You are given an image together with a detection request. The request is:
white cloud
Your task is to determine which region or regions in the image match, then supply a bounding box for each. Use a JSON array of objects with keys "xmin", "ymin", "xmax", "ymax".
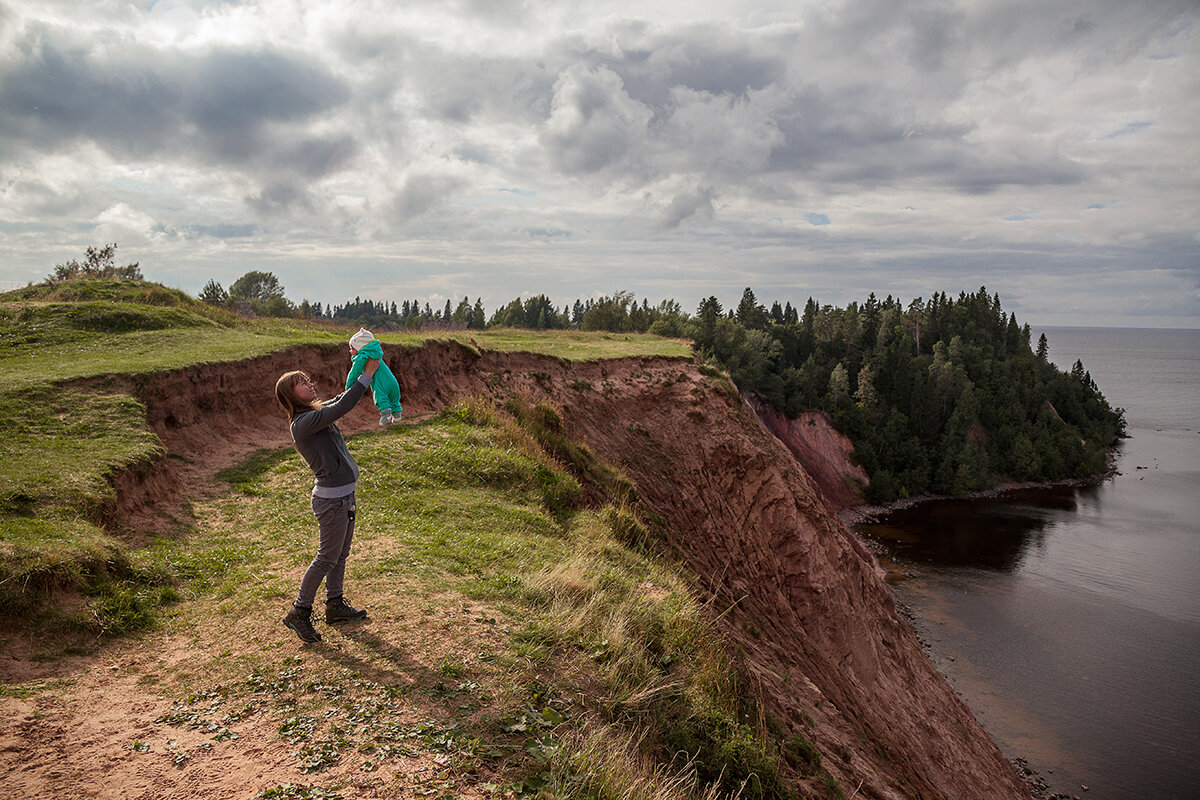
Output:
[
  {"xmin": 95, "ymin": 202, "xmax": 158, "ymax": 240},
  {"xmin": 0, "ymin": 0, "xmax": 1196, "ymax": 326},
  {"xmin": 541, "ymin": 63, "xmax": 653, "ymax": 176}
]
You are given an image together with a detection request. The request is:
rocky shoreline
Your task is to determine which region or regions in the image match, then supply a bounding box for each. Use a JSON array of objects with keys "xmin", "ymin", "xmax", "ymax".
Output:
[
  {"xmin": 1013, "ymin": 757, "xmax": 1094, "ymax": 800},
  {"xmin": 838, "ymin": 451, "xmax": 1121, "ymax": 528}
]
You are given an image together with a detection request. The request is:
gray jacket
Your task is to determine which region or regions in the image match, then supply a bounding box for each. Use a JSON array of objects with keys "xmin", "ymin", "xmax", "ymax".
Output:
[{"xmin": 291, "ymin": 374, "xmax": 370, "ymax": 495}]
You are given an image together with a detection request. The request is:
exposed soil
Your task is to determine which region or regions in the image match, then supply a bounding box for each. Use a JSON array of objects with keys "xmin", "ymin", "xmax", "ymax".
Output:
[
  {"xmin": 1, "ymin": 340, "xmax": 1032, "ymax": 799},
  {"xmin": 743, "ymin": 395, "xmax": 868, "ymax": 511}
]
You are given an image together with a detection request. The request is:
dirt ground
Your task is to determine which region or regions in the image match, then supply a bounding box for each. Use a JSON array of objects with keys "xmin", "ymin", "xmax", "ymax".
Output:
[{"xmin": 0, "ymin": 469, "xmax": 525, "ymax": 800}]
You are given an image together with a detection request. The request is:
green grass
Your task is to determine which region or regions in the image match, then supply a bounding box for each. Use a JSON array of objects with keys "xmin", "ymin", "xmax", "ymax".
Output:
[
  {"xmin": 0, "ymin": 515, "xmax": 175, "ymax": 632},
  {"xmin": 0, "ymin": 302, "xmax": 342, "ymax": 392},
  {"xmin": 0, "ymin": 306, "xmax": 688, "ymax": 396},
  {"xmin": 2, "ymin": 277, "xmax": 204, "ymax": 307},
  {"xmin": 0, "ymin": 385, "xmax": 162, "ymax": 519}
]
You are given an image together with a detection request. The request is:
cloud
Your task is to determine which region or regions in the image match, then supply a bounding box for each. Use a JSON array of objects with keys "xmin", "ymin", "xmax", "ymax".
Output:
[
  {"xmin": 184, "ymin": 223, "xmax": 260, "ymax": 240},
  {"xmin": 1102, "ymin": 120, "xmax": 1154, "ymax": 139},
  {"xmin": 275, "ymin": 136, "xmax": 360, "ymax": 179},
  {"xmin": 0, "ymin": 22, "xmax": 352, "ymax": 174},
  {"xmin": 390, "ymin": 172, "xmax": 469, "ymax": 220},
  {"xmin": 577, "ymin": 20, "xmax": 789, "ymax": 108},
  {"xmin": 246, "ymin": 181, "xmax": 316, "ymax": 217},
  {"xmin": 660, "ymin": 186, "xmax": 715, "ymax": 230},
  {"xmin": 540, "ymin": 63, "xmax": 653, "ymax": 176},
  {"xmin": 660, "ymin": 85, "xmax": 784, "ymax": 177},
  {"xmin": 95, "ymin": 202, "xmax": 156, "ymax": 240},
  {"xmin": 524, "ymin": 226, "xmax": 570, "ymax": 240}
]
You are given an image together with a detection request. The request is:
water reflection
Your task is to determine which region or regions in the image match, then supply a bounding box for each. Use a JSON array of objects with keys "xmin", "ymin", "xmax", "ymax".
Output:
[{"xmin": 859, "ymin": 484, "xmax": 1100, "ymax": 572}]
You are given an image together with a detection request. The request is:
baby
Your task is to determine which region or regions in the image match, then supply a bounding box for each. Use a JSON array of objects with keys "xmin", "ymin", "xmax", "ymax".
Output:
[{"xmin": 347, "ymin": 328, "xmax": 403, "ymax": 425}]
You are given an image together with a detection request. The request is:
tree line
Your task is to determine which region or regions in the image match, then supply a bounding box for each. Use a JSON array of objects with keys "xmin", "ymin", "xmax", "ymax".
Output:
[
  {"xmin": 198, "ymin": 274, "xmax": 692, "ymax": 334},
  {"xmin": 56, "ymin": 254, "xmax": 1123, "ymax": 503}
]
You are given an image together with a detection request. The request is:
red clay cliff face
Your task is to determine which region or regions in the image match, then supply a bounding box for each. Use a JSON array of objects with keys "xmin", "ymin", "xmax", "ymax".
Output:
[
  {"xmin": 97, "ymin": 341, "xmax": 1029, "ymax": 800},
  {"xmin": 744, "ymin": 395, "xmax": 868, "ymax": 510}
]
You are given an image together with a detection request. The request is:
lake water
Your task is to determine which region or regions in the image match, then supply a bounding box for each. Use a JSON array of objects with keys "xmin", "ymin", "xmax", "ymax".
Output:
[{"xmin": 855, "ymin": 327, "xmax": 1200, "ymax": 800}]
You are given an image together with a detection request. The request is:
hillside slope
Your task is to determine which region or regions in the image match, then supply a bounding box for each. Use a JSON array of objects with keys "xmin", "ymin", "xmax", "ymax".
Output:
[{"xmin": 87, "ymin": 339, "xmax": 1029, "ymax": 799}]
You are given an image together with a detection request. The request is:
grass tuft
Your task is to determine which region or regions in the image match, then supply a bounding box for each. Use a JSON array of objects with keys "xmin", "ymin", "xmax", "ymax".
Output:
[
  {"xmin": 545, "ymin": 724, "xmax": 729, "ymax": 800},
  {"xmin": 504, "ymin": 397, "xmax": 639, "ymax": 506}
]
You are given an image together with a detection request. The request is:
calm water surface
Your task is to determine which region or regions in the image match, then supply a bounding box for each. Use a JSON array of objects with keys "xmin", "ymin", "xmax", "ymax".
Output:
[{"xmin": 856, "ymin": 327, "xmax": 1200, "ymax": 800}]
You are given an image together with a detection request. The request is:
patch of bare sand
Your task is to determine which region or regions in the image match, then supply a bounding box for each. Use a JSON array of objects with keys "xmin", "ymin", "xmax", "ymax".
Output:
[{"xmin": 0, "ymin": 565, "xmax": 528, "ymax": 799}]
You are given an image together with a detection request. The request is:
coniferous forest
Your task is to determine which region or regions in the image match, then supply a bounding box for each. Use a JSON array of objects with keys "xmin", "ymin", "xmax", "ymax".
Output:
[
  {"xmin": 195, "ymin": 264, "xmax": 1126, "ymax": 504},
  {"xmin": 690, "ymin": 287, "xmax": 1126, "ymax": 503}
]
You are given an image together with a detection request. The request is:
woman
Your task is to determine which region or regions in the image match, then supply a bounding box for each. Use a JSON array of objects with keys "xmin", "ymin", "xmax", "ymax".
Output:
[{"xmin": 273, "ymin": 357, "xmax": 379, "ymax": 643}]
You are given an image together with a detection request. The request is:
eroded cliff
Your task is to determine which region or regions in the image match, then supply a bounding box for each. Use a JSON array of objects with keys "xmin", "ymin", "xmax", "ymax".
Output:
[{"xmin": 105, "ymin": 340, "xmax": 1030, "ymax": 799}]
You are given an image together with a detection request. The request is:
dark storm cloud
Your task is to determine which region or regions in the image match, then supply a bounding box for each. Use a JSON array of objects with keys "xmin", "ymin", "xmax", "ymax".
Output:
[
  {"xmin": 182, "ymin": 49, "xmax": 350, "ymax": 161},
  {"xmin": 950, "ymin": 156, "xmax": 1088, "ymax": 195},
  {"xmin": 0, "ymin": 24, "xmax": 352, "ymax": 174},
  {"xmin": 274, "ymin": 136, "xmax": 360, "ymax": 179}
]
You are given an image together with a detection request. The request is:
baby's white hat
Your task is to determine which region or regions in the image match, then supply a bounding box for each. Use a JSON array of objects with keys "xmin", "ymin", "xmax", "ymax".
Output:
[{"xmin": 349, "ymin": 327, "xmax": 375, "ymax": 350}]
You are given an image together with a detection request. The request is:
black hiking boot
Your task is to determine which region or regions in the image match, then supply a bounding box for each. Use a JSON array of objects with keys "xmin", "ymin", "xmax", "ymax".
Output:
[
  {"xmin": 325, "ymin": 595, "xmax": 368, "ymax": 622},
  {"xmin": 283, "ymin": 605, "xmax": 322, "ymax": 643}
]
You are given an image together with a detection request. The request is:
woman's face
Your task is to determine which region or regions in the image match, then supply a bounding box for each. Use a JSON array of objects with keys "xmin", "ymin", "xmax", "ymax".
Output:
[{"xmin": 293, "ymin": 374, "xmax": 318, "ymax": 404}]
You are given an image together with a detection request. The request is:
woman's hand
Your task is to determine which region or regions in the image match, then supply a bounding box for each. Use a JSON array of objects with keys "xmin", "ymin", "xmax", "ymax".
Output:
[{"xmin": 364, "ymin": 357, "xmax": 381, "ymax": 376}]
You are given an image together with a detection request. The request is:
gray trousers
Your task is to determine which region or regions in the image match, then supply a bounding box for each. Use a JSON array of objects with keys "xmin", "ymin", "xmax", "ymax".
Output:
[{"xmin": 295, "ymin": 492, "xmax": 356, "ymax": 608}]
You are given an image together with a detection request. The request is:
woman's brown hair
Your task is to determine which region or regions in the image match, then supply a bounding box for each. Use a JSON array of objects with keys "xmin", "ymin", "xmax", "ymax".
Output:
[{"xmin": 275, "ymin": 370, "xmax": 321, "ymax": 421}]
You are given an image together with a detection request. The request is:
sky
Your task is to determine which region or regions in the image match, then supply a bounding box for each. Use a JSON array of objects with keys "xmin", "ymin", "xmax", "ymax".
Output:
[{"xmin": 1, "ymin": 0, "xmax": 1197, "ymax": 327}]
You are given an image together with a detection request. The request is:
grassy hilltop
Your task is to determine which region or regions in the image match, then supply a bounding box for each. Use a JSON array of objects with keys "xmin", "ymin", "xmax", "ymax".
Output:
[{"xmin": 0, "ymin": 281, "xmax": 825, "ymax": 800}]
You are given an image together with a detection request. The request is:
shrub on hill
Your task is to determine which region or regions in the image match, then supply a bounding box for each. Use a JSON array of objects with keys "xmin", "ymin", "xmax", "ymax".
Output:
[{"xmin": 48, "ymin": 243, "xmax": 143, "ymax": 282}]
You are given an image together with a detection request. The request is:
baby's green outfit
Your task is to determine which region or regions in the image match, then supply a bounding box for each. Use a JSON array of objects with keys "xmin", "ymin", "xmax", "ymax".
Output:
[{"xmin": 346, "ymin": 330, "xmax": 402, "ymax": 425}]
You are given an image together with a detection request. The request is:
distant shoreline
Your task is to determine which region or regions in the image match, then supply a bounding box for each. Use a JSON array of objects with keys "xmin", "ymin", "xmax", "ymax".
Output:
[{"xmin": 839, "ymin": 450, "xmax": 1121, "ymax": 527}]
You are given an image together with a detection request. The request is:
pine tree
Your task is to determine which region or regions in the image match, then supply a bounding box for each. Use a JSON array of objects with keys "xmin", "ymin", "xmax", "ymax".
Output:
[{"xmin": 199, "ymin": 279, "xmax": 227, "ymax": 305}]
